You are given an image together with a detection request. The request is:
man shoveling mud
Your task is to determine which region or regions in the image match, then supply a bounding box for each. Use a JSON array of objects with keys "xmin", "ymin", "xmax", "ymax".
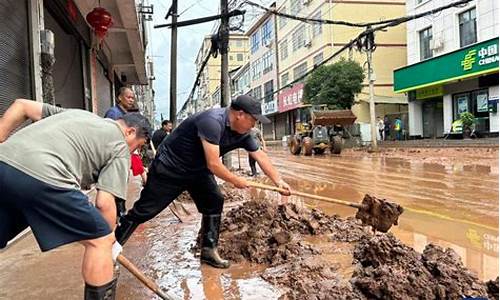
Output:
[
  {"xmin": 0, "ymin": 99, "xmax": 152, "ymax": 299},
  {"xmin": 116, "ymin": 95, "xmax": 291, "ymax": 268}
]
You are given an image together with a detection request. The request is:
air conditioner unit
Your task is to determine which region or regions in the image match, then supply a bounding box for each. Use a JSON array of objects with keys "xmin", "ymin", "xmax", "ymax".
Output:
[
  {"xmin": 431, "ymin": 37, "xmax": 443, "ymax": 50},
  {"xmin": 304, "ymin": 39, "xmax": 312, "ymax": 48},
  {"xmin": 264, "ymin": 39, "xmax": 272, "ymax": 48},
  {"xmin": 302, "ymin": 0, "xmax": 311, "ymax": 6}
]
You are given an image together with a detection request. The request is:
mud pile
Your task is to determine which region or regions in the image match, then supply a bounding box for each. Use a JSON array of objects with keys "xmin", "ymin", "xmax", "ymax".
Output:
[
  {"xmin": 262, "ymin": 257, "xmax": 364, "ymax": 300},
  {"xmin": 219, "ymin": 200, "xmax": 368, "ymax": 265},
  {"xmin": 351, "ymin": 234, "xmax": 489, "ymax": 299},
  {"xmin": 174, "ymin": 183, "xmax": 247, "ymax": 203},
  {"xmin": 355, "ymin": 194, "xmax": 404, "ymax": 233}
]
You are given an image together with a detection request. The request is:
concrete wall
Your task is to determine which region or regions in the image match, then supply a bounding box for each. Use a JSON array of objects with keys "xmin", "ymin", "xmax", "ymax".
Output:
[
  {"xmin": 443, "ymin": 94, "xmax": 453, "ymax": 134},
  {"xmin": 489, "ymin": 85, "xmax": 499, "ymax": 132},
  {"xmin": 409, "ymin": 100, "xmax": 424, "ymax": 136}
]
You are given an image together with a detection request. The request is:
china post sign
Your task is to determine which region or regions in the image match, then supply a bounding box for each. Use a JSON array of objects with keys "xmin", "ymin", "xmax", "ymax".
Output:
[
  {"xmin": 278, "ymin": 83, "xmax": 304, "ymax": 113},
  {"xmin": 394, "ymin": 37, "xmax": 499, "ymax": 93},
  {"xmin": 262, "ymin": 99, "xmax": 277, "ymax": 115}
]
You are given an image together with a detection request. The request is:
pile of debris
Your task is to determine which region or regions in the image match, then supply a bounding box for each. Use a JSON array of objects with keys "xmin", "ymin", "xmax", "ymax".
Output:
[
  {"xmin": 219, "ymin": 200, "xmax": 368, "ymax": 265},
  {"xmin": 218, "ymin": 199, "xmax": 497, "ymax": 300}
]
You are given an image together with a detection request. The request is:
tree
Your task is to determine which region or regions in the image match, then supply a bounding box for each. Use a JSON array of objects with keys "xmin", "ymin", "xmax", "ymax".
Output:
[{"xmin": 303, "ymin": 58, "xmax": 364, "ymax": 109}]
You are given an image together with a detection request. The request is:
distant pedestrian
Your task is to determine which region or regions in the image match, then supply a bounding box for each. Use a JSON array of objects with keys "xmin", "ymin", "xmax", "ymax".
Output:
[
  {"xmin": 393, "ymin": 117, "xmax": 402, "ymax": 141},
  {"xmin": 104, "ymin": 87, "xmax": 135, "ymax": 119},
  {"xmin": 377, "ymin": 117, "xmax": 385, "ymax": 141},
  {"xmin": 384, "ymin": 116, "xmax": 391, "ymax": 141},
  {"xmin": 248, "ymin": 125, "xmax": 267, "ymax": 176},
  {"xmin": 152, "ymin": 119, "xmax": 173, "ymax": 149}
]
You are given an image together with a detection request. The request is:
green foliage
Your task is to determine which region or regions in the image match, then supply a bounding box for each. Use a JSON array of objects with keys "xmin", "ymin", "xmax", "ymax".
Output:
[
  {"xmin": 460, "ymin": 112, "xmax": 475, "ymax": 128},
  {"xmin": 303, "ymin": 58, "xmax": 365, "ymax": 109}
]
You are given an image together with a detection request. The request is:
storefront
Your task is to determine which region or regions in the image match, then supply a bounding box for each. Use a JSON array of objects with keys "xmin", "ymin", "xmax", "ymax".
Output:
[
  {"xmin": 277, "ymin": 82, "xmax": 305, "ymax": 140},
  {"xmin": 395, "ymin": 37, "xmax": 499, "ymax": 138}
]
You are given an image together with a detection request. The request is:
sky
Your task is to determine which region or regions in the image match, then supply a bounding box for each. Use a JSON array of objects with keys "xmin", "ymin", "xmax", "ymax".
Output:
[{"xmin": 149, "ymin": 0, "xmax": 267, "ymax": 123}]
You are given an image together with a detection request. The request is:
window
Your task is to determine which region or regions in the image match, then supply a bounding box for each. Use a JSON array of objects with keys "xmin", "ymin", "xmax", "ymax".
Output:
[
  {"xmin": 251, "ymin": 31, "xmax": 260, "ymax": 54},
  {"xmin": 236, "ymin": 39, "xmax": 243, "ymax": 47},
  {"xmin": 229, "ymin": 55, "xmax": 234, "ymax": 61},
  {"xmin": 262, "ymin": 50, "xmax": 274, "ymax": 74},
  {"xmin": 290, "ymin": 0, "xmax": 301, "ymax": 15},
  {"xmin": 281, "ymin": 73, "xmax": 289, "ymax": 87},
  {"xmin": 312, "ymin": 11, "xmax": 322, "ymax": 37},
  {"xmin": 453, "ymin": 89, "xmax": 490, "ymax": 132},
  {"xmin": 292, "ymin": 25, "xmax": 306, "ymax": 52},
  {"xmin": 293, "ymin": 62, "xmax": 307, "ymax": 80},
  {"xmin": 313, "ymin": 52, "xmax": 323, "ymax": 66},
  {"xmin": 261, "ymin": 20, "xmax": 273, "ymax": 45},
  {"xmin": 280, "ymin": 39, "xmax": 288, "ymax": 60},
  {"xmin": 253, "ymin": 86, "xmax": 262, "ymax": 101},
  {"xmin": 251, "ymin": 58, "xmax": 262, "ymax": 80},
  {"xmin": 459, "ymin": 8, "xmax": 477, "ymax": 47},
  {"xmin": 279, "ymin": 7, "xmax": 287, "ymax": 29},
  {"xmin": 264, "ymin": 80, "xmax": 274, "ymax": 103},
  {"xmin": 237, "ymin": 53, "xmax": 244, "ymax": 61},
  {"xmin": 419, "ymin": 27, "xmax": 433, "ymax": 60}
]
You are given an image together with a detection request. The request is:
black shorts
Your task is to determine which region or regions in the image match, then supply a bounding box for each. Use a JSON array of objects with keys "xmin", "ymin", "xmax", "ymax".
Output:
[
  {"xmin": 0, "ymin": 162, "xmax": 111, "ymax": 251},
  {"xmin": 126, "ymin": 160, "xmax": 224, "ymax": 223}
]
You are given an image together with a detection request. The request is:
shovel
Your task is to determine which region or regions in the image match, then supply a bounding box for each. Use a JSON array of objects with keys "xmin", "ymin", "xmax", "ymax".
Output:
[{"xmin": 247, "ymin": 181, "xmax": 404, "ymax": 233}]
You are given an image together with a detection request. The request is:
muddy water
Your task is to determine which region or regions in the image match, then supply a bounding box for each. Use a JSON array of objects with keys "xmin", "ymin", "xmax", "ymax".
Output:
[{"xmin": 117, "ymin": 147, "xmax": 498, "ymax": 299}]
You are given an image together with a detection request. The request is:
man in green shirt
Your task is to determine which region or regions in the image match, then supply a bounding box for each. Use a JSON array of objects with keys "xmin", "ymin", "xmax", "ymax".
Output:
[{"xmin": 0, "ymin": 99, "xmax": 152, "ymax": 299}]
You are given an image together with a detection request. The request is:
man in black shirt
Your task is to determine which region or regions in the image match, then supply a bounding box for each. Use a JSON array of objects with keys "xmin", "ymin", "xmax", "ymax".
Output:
[
  {"xmin": 115, "ymin": 95, "xmax": 291, "ymax": 268},
  {"xmin": 151, "ymin": 119, "xmax": 173, "ymax": 149}
]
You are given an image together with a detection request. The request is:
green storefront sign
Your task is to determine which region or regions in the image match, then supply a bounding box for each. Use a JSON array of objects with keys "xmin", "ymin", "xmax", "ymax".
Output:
[{"xmin": 394, "ymin": 37, "xmax": 499, "ymax": 93}]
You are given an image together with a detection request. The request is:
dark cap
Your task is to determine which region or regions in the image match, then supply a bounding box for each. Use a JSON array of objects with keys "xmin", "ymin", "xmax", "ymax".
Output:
[{"xmin": 230, "ymin": 94, "xmax": 271, "ymax": 124}]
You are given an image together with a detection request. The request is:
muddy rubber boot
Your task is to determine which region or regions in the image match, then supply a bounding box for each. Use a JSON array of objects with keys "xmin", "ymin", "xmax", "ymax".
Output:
[
  {"xmin": 114, "ymin": 216, "xmax": 139, "ymax": 245},
  {"xmin": 84, "ymin": 278, "xmax": 117, "ymax": 300},
  {"xmin": 200, "ymin": 214, "xmax": 230, "ymax": 269}
]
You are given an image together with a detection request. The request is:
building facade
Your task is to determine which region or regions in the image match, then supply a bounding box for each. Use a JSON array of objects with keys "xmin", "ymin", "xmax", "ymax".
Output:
[
  {"xmin": 0, "ymin": 0, "xmax": 154, "ymax": 123},
  {"xmin": 246, "ymin": 4, "xmax": 280, "ymax": 140},
  {"xmin": 394, "ymin": 0, "xmax": 499, "ymax": 138},
  {"xmin": 275, "ymin": 0, "xmax": 408, "ymax": 140},
  {"xmin": 194, "ymin": 34, "xmax": 249, "ymax": 111}
]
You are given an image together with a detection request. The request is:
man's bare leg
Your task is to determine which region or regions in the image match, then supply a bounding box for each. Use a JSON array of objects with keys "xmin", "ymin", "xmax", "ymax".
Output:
[{"xmin": 81, "ymin": 233, "xmax": 115, "ymax": 285}]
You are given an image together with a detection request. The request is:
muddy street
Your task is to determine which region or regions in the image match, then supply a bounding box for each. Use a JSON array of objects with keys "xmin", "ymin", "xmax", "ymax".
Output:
[{"xmin": 0, "ymin": 146, "xmax": 497, "ymax": 299}]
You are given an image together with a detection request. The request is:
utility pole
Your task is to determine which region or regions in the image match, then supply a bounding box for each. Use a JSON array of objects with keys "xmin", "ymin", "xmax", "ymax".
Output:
[
  {"xmin": 365, "ymin": 28, "xmax": 377, "ymax": 150},
  {"xmin": 169, "ymin": 0, "xmax": 178, "ymax": 127},
  {"xmin": 367, "ymin": 49, "xmax": 377, "ymax": 150},
  {"xmin": 220, "ymin": 0, "xmax": 232, "ymax": 167}
]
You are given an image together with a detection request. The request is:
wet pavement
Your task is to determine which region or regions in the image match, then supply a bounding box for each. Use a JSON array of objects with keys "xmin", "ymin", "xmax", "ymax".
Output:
[{"xmin": 0, "ymin": 146, "xmax": 498, "ymax": 299}]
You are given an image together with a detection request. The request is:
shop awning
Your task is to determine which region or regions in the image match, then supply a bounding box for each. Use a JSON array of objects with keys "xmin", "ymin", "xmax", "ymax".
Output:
[{"xmin": 394, "ymin": 37, "xmax": 499, "ymax": 93}]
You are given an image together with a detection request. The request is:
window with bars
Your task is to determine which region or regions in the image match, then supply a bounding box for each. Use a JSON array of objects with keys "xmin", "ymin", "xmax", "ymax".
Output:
[
  {"xmin": 264, "ymin": 80, "xmax": 274, "ymax": 103},
  {"xmin": 261, "ymin": 20, "xmax": 273, "ymax": 45},
  {"xmin": 312, "ymin": 11, "xmax": 322, "ymax": 37},
  {"xmin": 281, "ymin": 73, "xmax": 289, "ymax": 87},
  {"xmin": 262, "ymin": 50, "xmax": 274, "ymax": 74},
  {"xmin": 279, "ymin": 6, "xmax": 288, "ymax": 29},
  {"xmin": 313, "ymin": 52, "xmax": 323, "ymax": 66},
  {"xmin": 280, "ymin": 39, "xmax": 288, "ymax": 60},
  {"xmin": 419, "ymin": 27, "xmax": 433, "ymax": 60},
  {"xmin": 290, "ymin": 0, "xmax": 301, "ymax": 15},
  {"xmin": 253, "ymin": 86, "xmax": 262, "ymax": 101},
  {"xmin": 251, "ymin": 59, "xmax": 262, "ymax": 81},
  {"xmin": 293, "ymin": 62, "xmax": 307, "ymax": 80},
  {"xmin": 292, "ymin": 25, "xmax": 306, "ymax": 52},
  {"xmin": 459, "ymin": 8, "xmax": 477, "ymax": 47},
  {"xmin": 237, "ymin": 53, "xmax": 244, "ymax": 61},
  {"xmin": 251, "ymin": 31, "xmax": 260, "ymax": 54}
]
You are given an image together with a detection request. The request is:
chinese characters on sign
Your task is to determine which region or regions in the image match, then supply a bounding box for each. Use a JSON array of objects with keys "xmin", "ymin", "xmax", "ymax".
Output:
[
  {"xmin": 263, "ymin": 99, "xmax": 277, "ymax": 115},
  {"xmin": 462, "ymin": 44, "xmax": 499, "ymax": 71},
  {"xmin": 278, "ymin": 83, "xmax": 304, "ymax": 112}
]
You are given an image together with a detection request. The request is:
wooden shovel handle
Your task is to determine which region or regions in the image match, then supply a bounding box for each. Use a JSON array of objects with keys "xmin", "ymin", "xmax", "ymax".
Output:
[
  {"xmin": 117, "ymin": 254, "xmax": 178, "ymax": 300},
  {"xmin": 247, "ymin": 181, "xmax": 362, "ymax": 209}
]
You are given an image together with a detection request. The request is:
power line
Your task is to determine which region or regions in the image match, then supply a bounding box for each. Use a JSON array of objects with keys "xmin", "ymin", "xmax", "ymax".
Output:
[{"xmin": 243, "ymin": 0, "xmax": 472, "ymax": 28}]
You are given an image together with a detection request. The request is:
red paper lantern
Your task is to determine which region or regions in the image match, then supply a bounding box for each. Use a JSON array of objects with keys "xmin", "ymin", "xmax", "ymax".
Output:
[{"xmin": 86, "ymin": 7, "xmax": 113, "ymax": 40}]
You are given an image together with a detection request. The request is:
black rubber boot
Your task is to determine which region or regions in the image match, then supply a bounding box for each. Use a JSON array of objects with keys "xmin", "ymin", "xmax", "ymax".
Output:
[
  {"xmin": 115, "ymin": 198, "xmax": 127, "ymax": 220},
  {"xmin": 84, "ymin": 278, "xmax": 117, "ymax": 300},
  {"xmin": 115, "ymin": 216, "xmax": 139, "ymax": 245},
  {"xmin": 200, "ymin": 214, "xmax": 230, "ymax": 269}
]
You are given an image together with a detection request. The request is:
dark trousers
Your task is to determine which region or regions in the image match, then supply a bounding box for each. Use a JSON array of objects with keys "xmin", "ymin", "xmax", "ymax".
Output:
[
  {"xmin": 248, "ymin": 154, "xmax": 257, "ymax": 175},
  {"xmin": 126, "ymin": 160, "xmax": 224, "ymax": 224}
]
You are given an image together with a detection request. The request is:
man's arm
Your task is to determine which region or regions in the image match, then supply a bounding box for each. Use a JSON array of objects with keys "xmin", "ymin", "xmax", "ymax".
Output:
[
  {"xmin": 250, "ymin": 150, "xmax": 291, "ymax": 195},
  {"xmin": 201, "ymin": 139, "xmax": 248, "ymax": 188},
  {"xmin": 95, "ymin": 190, "xmax": 117, "ymax": 230},
  {"xmin": 0, "ymin": 99, "xmax": 43, "ymax": 142}
]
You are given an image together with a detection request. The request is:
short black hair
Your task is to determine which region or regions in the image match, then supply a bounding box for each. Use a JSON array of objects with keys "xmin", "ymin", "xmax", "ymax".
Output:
[
  {"xmin": 162, "ymin": 120, "xmax": 172, "ymax": 126},
  {"xmin": 120, "ymin": 113, "xmax": 153, "ymax": 139}
]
